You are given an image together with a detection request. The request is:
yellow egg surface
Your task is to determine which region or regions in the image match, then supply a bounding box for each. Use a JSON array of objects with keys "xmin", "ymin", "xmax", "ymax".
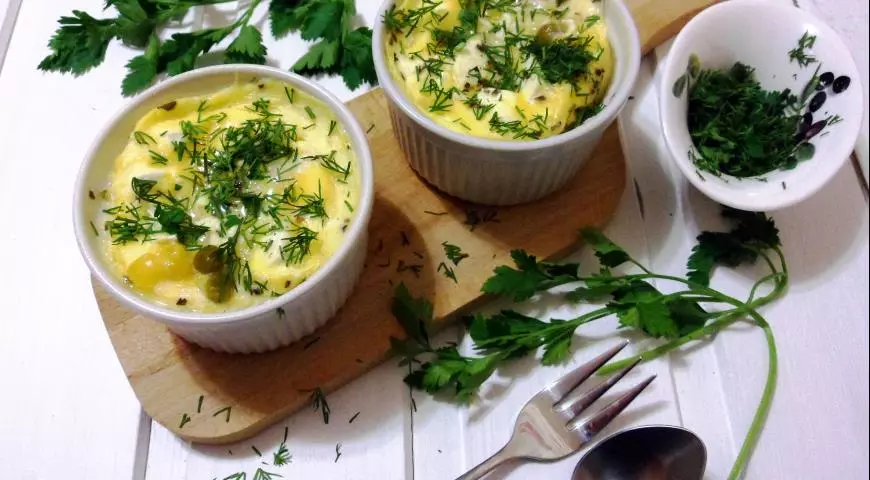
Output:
[
  {"xmin": 384, "ymin": 0, "xmax": 614, "ymax": 140},
  {"xmin": 94, "ymin": 79, "xmax": 360, "ymax": 313}
]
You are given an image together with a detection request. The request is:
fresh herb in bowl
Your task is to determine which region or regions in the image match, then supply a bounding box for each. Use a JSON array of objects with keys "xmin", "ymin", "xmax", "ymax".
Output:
[{"xmin": 674, "ymin": 31, "xmax": 851, "ymax": 179}]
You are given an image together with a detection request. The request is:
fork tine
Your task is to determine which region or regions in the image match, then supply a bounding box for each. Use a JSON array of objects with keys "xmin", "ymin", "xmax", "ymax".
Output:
[
  {"xmin": 571, "ymin": 375, "xmax": 656, "ymax": 442},
  {"xmin": 544, "ymin": 340, "xmax": 628, "ymax": 402},
  {"xmin": 556, "ymin": 358, "xmax": 641, "ymax": 417}
]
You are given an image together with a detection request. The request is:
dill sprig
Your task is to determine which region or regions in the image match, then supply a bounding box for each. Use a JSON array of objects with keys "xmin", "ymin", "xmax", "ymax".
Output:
[{"xmin": 273, "ymin": 442, "xmax": 292, "ymax": 466}]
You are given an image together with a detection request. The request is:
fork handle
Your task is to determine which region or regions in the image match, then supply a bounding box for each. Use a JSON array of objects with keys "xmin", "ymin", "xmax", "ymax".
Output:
[{"xmin": 454, "ymin": 447, "xmax": 516, "ymax": 480}]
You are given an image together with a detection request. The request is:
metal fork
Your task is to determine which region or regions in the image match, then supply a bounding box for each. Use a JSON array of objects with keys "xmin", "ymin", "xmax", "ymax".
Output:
[{"xmin": 455, "ymin": 341, "xmax": 656, "ymax": 480}]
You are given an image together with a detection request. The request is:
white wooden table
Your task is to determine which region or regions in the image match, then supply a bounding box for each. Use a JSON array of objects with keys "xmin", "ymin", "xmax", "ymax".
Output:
[{"xmin": 0, "ymin": 1, "xmax": 867, "ymax": 479}]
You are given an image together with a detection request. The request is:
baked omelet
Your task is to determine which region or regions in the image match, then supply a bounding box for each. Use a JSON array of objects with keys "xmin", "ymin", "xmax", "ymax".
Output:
[
  {"xmin": 384, "ymin": 0, "xmax": 614, "ymax": 140},
  {"xmin": 93, "ymin": 79, "xmax": 359, "ymax": 313}
]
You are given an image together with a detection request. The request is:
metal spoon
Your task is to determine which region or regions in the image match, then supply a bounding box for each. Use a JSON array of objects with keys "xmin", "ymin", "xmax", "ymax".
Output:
[{"xmin": 572, "ymin": 425, "xmax": 706, "ymax": 480}]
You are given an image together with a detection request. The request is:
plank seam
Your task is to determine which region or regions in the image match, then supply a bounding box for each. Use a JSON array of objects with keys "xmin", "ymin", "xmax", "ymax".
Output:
[
  {"xmin": 133, "ymin": 410, "xmax": 153, "ymax": 480},
  {"xmin": 0, "ymin": 0, "xmax": 22, "ymax": 75}
]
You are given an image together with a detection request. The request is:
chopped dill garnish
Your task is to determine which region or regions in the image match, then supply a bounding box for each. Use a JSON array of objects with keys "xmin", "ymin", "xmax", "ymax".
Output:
[
  {"xmin": 310, "ymin": 387, "xmax": 330, "ymax": 424},
  {"xmin": 464, "ymin": 207, "xmax": 499, "ymax": 231},
  {"xmin": 442, "ymin": 241, "xmax": 468, "ymax": 265},
  {"xmin": 212, "ymin": 406, "xmax": 232, "ymax": 423},
  {"xmin": 789, "ymin": 31, "xmax": 817, "ymax": 67},
  {"xmin": 133, "ymin": 131, "xmax": 156, "ymax": 145},
  {"xmin": 148, "ymin": 150, "xmax": 168, "ymax": 165},
  {"xmin": 437, "ymin": 262, "xmax": 457, "ymax": 283},
  {"xmin": 397, "ymin": 260, "xmax": 423, "ymax": 277},
  {"xmin": 315, "ymin": 150, "xmax": 351, "ymax": 181},
  {"xmin": 281, "ymin": 225, "xmax": 318, "ymax": 265}
]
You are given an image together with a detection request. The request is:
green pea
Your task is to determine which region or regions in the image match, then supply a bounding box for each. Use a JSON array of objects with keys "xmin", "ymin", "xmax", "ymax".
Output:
[
  {"xmin": 204, "ymin": 273, "xmax": 233, "ymax": 303},
  {"xmin": 537, "ymin": 22, "xmax": 568, "ymax": 43},
  {"xmin": 194, "ymin": 245, "xmax": 223, "ymax": 273}
]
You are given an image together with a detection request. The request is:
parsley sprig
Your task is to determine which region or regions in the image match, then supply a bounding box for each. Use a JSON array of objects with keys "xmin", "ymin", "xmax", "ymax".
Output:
[
  {"xmin": 39, "ymin": 0, "xmax": 376, "ymax": 96},
  {"xmin": 391, "ymin": 208, "xmax": 787, "ymax": 480}
]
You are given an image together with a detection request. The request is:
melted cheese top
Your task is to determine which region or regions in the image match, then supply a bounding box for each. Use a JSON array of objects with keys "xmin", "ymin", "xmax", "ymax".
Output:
[
  {"xmin": 94, "ymin": 79, "xmax": 359, "ymax": 313},
  {"xmin": 385, "ymin": 0, "xmax": 613, "ymax": 140}
]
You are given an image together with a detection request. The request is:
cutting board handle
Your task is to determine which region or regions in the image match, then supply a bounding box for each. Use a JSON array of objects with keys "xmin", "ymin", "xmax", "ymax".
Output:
[{"xmin": 628, "ymin": 0, "xmax": 720, "ymax": 54}]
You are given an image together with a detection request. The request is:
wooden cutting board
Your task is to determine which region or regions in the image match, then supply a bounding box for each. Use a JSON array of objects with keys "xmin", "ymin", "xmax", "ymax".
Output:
[{"xmin": 93, "ymin": 0, "xmax": 718, "ymax": 444}]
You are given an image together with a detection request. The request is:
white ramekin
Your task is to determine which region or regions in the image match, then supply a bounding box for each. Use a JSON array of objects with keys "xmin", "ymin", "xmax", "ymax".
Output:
[
  {"xmin": 373, "ymin": 0, "xmax": 641, "ymax": 206},
  {"xmin": 73, "ymin": 65, "xmax": 374, "ymax": 354}
]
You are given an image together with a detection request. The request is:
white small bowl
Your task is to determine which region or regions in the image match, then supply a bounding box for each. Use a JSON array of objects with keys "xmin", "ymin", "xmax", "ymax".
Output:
[
  {"xmin": 73, "ymin": 65, "xmax": 375, "ymax": 354},
  {"xmin": 373, "ymin": 0, "xmax": 640, "ymax": 206},
  {"xmin": 659, "ymin": 0, "xmax": 864, "ymax": 211}
]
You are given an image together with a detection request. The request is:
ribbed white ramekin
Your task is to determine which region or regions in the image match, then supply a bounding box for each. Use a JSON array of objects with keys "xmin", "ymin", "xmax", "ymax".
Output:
[
  {"xmin": 73, "ymin": 65, "xmax": 374, "ymax": 354},
  {"xmin": 374, "ymin": 0, "xmax": 641, "ymax": 205}
]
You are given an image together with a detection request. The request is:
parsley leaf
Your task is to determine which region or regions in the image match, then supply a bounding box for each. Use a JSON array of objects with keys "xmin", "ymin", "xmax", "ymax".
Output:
[
  {"xmin": 160, "ymin": 27, "xmax": 235, "ymax": 76},
  {"xmin": 580, "ymin": 228, "xmax": 631, "ymax": 268},
  {"xmin": 298, "ymin": 0, "xmax": 354, "ymax": 42},
  {"xmin": 37, "ymin": 10, "xmax": 117, "ymax": 75},
  {"xmin": 404, "ymin": 346, "xmax": 505, "ymax": 402},
  {"xmin": 225, "ymin": 25, "xmax": 268, "ymax": 65},
  {"xmin": 292, "ymin": 38, "xmax": 341, "ymax": 73},
  {"xmin": 687, "ymin": 208, "xmax": 782, "ymax": 286},
  {"xmin": 481, "ymin": 250, "xmax": 580, "ymax": 301},
  {"xmin": 121, "ymin": 34, "xmax": 160, "ymax": 96},
  {"xmin": 292, "ymin": 27, "xmax": 376, "ymax": 90},
  {"xmin": 608, "ymin": 281, "xmax": 709, "ymax": 338},
  {"xmin": 270, "ymin": 0, "xmax": 307, "ymax": 39},
  {"xmin": 338, "ymin": 27, "xmax": 377, "ymax": 89},
  {"xmin": 111, "ymin": 0, "xmax": 158, "ymax": 48},
  {"xmin": 391, "ymin": 283, "xmax": 433, "ymax": 348}
]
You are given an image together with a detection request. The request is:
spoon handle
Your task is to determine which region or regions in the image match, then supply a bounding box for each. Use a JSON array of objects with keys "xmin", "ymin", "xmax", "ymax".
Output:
[{"xmin": 454, "ymin": 446, "xmax": 515, "ymax": 480}]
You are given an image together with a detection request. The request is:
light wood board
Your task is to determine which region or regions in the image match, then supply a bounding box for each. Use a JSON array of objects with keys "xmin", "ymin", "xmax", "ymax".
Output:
[{"xmin": 93, "ymin": 0, "xmax": 719, "ymax": 444}]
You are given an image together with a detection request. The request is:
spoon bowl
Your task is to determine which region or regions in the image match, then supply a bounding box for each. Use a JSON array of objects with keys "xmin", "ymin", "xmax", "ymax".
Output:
[{"xmin": 572, "ymin": 425, "xmax": 706, "ymax": 480}]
